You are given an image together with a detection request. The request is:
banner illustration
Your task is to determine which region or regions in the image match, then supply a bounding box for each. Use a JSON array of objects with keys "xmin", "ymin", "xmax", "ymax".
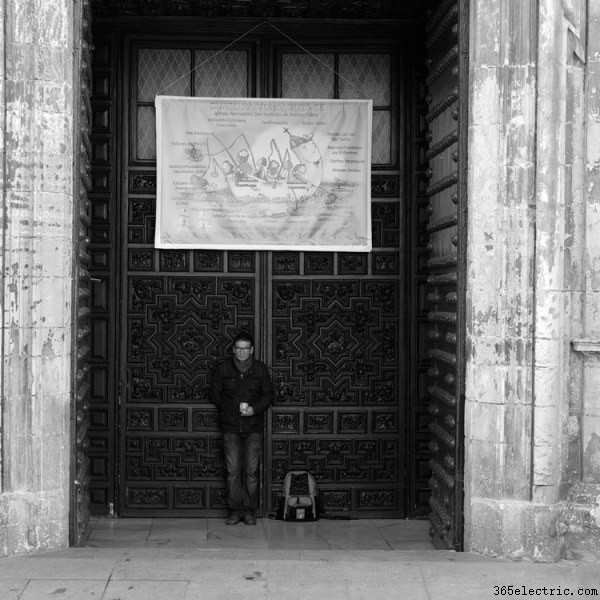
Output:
[{"xmin": 155, "ymin": 96, "xmax": 372, "ymax": 251}]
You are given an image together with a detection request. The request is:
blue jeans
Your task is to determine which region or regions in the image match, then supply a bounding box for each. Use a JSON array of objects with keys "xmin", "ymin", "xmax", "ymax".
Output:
[{"xmin": 223, "ymin": 431, "xmax": 262, "ymax": 516}]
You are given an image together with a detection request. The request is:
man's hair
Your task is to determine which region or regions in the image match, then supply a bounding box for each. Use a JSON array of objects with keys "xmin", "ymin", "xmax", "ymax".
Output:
[{"xmin": 233, "ymin": 331, "xmax": 254, "ymax": 347}]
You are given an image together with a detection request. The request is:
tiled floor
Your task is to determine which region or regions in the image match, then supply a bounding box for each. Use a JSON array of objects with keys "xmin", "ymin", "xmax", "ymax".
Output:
[
  {"xmin": 85, "ymin": 517, "xmax": 439, "ymax": 551},
  {"xmin": 6, "ymin": 519, "xmax": 598, "ymax": 600}
]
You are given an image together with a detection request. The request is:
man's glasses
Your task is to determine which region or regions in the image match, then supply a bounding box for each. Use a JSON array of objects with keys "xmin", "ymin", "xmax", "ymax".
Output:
[{"xmin": 233, "ymin": 346, "xmax": 252, "ymax": 352}]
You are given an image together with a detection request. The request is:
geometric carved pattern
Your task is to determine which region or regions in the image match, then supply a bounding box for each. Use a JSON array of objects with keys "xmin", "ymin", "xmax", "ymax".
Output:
[
  {"xmin": 273, "ymin": 279, "xmax": 399, "ymax": 396},
  {"xmin": 371, "ymin": 174, "xmax": 399, "ymax": 197},
  {"xmin": 127, "ymin": 275, "xmax": 255, "ymax": 400},
  {"xmin": 123, "ymin": 273, "xmax": 256, "ymax": 513},
  {"xmin": 269, "ymin": 276, "xmax": 402, "ymax": 515},
  {"xmin": 128, "ymin": 198, "xmax": 155, "ymax": 244},
  {"xmin": 269, "ymin": 434, "xmax": 400, "ymax": 513},
  {"xmin": 372, "ymin": 202, "xmax": 400, "ymax": 248}
]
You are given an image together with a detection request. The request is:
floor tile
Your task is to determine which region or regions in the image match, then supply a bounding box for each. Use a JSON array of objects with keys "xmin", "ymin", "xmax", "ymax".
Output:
[
  {"xmin": 0, "ymin": 555, "xmax": 116, "ymax": 580},
  {"xmin": 327, "ymin": 539, "xmax": 390, "ymax": 550},
  {"xmin": 206, "ymin": 527, "xmax": 271, "ymax": 549},
  {"xmin": 111, "ymin": 556, "xmax": 270, "ymax": 583},
  {"xmin": 88, "ymin": 528, "xmax": 150, "ymax": 539},
  {"xmin": 0, "ymin": 580, "xmax": 28, "ymax": 600},
  {"xmin": 91, "ymin": 518, "xmax": 153, "ymax": 531},
  {"xmin": 185, "ymin": 578, "xmax": 268, "ymax": 600},
  {"xmin": 84, "ymin": 516, "xmax": 444, "ymax": 555},
  {"xmin": 374, "ymin": 519, "xmax": 432, "ymax": 540},
  {"xmin": 103, "ymin": 580, "xmax": 189, "ymax": 600},
  {"xmin": 147, "ymin": 519, "xmax": 208, "ymax": 545},
  {"xmin": 266, "ymin": 560, "xmax": 428, "ymax": 599},
  {"xmin": 387, "ymin": 539, "xmax": 436, "ymax": 550},
  {"xmin": 87, "ymin": 527, "xmax": 150, "ymax": 542},
  {"xmin": 18, "ymin": 580, "xmax": 108, "ymax": 600},
  {"xmin": 265, "ymin": 581, "xmax": 350, "ymax": 600},
  {"xmin": 149, "ymin": 518, "xmax": 205, "ymax": 533},
  {"xmin": 347, "ymin": 580, "xmax": 430, "ymax": 600},
  {"xmin": 146, "ymin": 538, "xmax": 207, "ymax": 548},
  {"xmin": 86, "ymin": 538, "xmax": 150, "ymax": 548},
  {"xmin": 268, "ymin": 539, "xmax": 332, "ymax": 550}
]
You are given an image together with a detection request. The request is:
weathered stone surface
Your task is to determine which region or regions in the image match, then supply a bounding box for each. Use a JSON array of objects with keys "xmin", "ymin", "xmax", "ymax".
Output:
[
  {"xmin": 468, "ymin": 497, "xmax": 565, "ymax": 562},
  {"xmin": 465, "ymin": 0, "xmax": 596, "ymax": 561},
  {"xmin": 560, "ymin": 483, "xmax": 600, "ymax": 561},
  {"xmin": 0, "ymin": 0, "xmax": 74, "ymax": 557},
  {"xmin": 581, "ymin": 358, "xmax": 600, "ymax": 485}
]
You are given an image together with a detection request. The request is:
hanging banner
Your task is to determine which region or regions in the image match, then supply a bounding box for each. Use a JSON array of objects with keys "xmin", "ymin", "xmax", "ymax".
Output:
[{"xmin": 154, "ymin": 96, "xmax": 372, "ymax": 251}]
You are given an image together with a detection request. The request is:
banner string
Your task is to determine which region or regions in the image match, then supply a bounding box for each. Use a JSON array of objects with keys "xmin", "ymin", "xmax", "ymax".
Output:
[{"xmin": 157, "ymin": 20, "xmax": 370, "ymax": 99}]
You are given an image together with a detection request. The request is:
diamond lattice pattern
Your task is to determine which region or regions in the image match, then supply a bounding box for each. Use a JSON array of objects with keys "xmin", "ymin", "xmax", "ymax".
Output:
[
  {"xmin": 194, "ymin": 50, "xmax": 248, "ymax": 97},
  {"xmin": 282, "ymin": 54, "xmax": 335, "ymax": 99},
  {"xmin": 137, "ymin": 49, "xmax": 249, "ymax": 159},
  {"xmin": 339, "ymin": 54, "xmax": 390, "ymax": 104},
  {"xmin": 138, "ymin": 48, "xmax": 191, "ymax": 101},
  {"xmin": 372, "ymin": 111, "xmax": 391, "ymax": 164}
]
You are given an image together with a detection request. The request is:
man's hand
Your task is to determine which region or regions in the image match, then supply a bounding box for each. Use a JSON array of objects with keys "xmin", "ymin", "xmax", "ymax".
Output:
[{"xmin": 240, "ymin": 404, "xmax": 255, "ymax": 416}]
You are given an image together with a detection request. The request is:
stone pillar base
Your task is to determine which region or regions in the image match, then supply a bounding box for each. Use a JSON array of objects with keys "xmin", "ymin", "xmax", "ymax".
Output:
[
  {"xmin": 466, "ymin": 497, "xmax": 566, "ymax": 562},
  {"xmin": 0, "ymin": 492, "xmax": 69, "ymax": 556},
  {"xmin": 559, "ymin": 483, "xmax": 600, "ymax": 562}
]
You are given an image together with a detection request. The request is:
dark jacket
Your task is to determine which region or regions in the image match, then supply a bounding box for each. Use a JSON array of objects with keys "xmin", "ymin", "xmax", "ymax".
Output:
[{"xmin": 210, "ymin": 358, "xmax": 274, "ymax": 433}]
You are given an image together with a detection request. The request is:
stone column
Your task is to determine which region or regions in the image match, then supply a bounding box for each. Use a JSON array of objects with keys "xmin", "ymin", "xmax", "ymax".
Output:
[
  {"xmin": 465, "ymin": 0, "xmax": 582, "ymax": 561},
  {"xmin": 579, "ymin": 1, "xmax": 600, "ymax": 488},
  {"xmin": 0, "ymin": 0, "xmax": 76, "ymax": 555},
  {"xmin": 561, "ymin": 0, "xmax": 600, "ymax": 561}
]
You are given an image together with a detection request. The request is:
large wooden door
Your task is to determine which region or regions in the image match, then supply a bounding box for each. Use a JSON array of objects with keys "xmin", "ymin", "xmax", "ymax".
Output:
[
  {"xmin": 87, "ymin": 18, "xmax": 421, "ymax": 518},
  {"xmin": 418, "ymin": 0, "xmax": 468, "ymax": 548}
]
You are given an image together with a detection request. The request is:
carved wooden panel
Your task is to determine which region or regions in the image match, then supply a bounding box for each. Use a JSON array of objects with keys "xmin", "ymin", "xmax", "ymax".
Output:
[
  {"xmin": 122, "ymin": 274, "xmax": 255, "ymax": 514},
  {"xmin": 269, "ymin": 273, "xmax": 404, "ymax": 516}
]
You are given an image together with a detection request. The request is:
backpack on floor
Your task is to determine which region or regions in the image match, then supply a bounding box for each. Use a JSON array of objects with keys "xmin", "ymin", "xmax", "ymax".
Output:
[{"xmin": 277, "ymin": 470, "xmax": 319, "ymax": 521}]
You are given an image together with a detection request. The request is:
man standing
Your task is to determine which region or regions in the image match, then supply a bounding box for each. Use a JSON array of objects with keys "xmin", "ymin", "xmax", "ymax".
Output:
[{"xmin": 211, "ymin": 332, "xmax": 274, "ymax": 525}]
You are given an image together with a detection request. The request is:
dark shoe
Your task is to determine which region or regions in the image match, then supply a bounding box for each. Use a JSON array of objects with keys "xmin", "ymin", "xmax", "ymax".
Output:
[
  {"xmin": 243, "ymin": 513, "xmax": 257, "ymax": 525},
  {"xmin": 226, "ymin": 513, "xmax": 241, "ymax": 525}
]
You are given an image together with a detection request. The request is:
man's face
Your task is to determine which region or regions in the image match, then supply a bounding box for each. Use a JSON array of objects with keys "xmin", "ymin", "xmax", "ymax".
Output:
[{"xmin": 233, "ymin": 342, "xmax": 253, "ymax": 360}]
